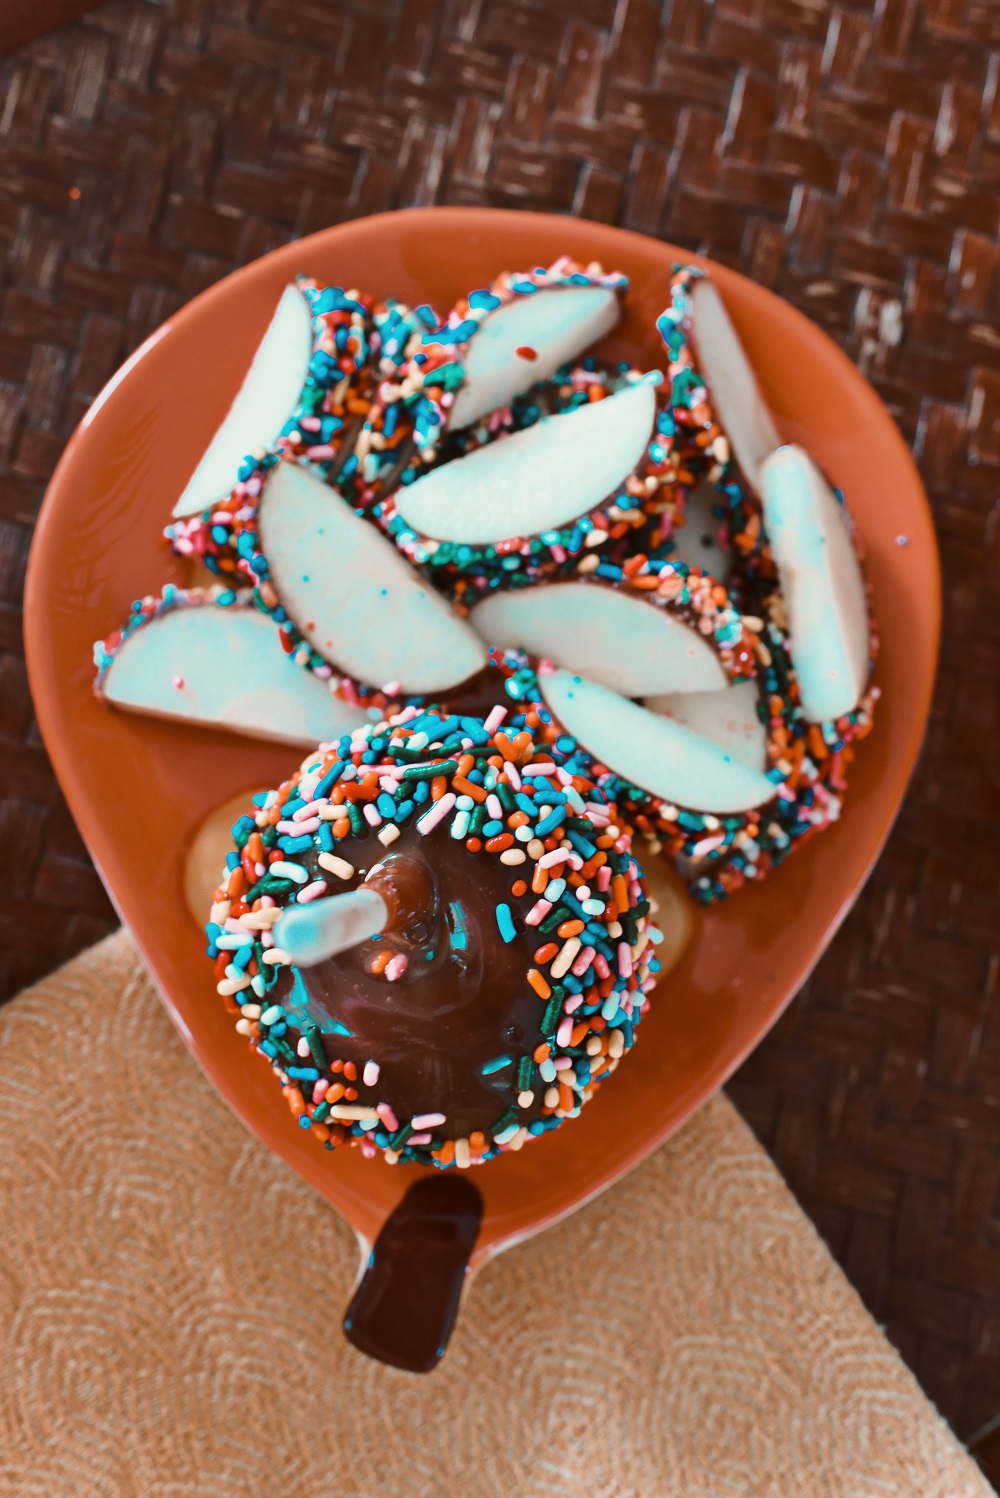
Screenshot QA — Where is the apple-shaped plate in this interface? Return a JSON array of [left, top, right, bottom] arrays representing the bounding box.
[[25, 208, 939, 1360]]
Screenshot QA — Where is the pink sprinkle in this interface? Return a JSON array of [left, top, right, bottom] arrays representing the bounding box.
[[483, 705, 507, 734], [262, 931, 274, 948], [641, 975, 657, 993], [360, 1140, 376, 1158], [596, 866, 612, 892], [524, 898, 552, 927], [376, 1101, 398, 1132], [313, 664, 333, 679], [299, 415, 321, 432], [306, 444, 336, 459], [571, 946, 596, 977], [385, 954, 408, 982], [576, 885, 591, 902], [563, 995, 583, 1014], [260, 896, 275, 907], [593, 953, 611, 979], [313, 1078, 330, 1102], [618, 942, 633, 978], [277, 818, 320, 835], [522, 762, 557, 777], [297, 1037, 311, 1057], [553, 1055, 573, 1069], [363, 1060, 380, 1088], [556, 1016, 573, 1047], [296, 879, 328, 903], [363, 803, 382, 827], [171, 674, 185, 690], [411, 1112, 446, 1129], [550, 544, 567, 564], [538, 849, 571, 869], [292, 802, 319, 822], [417, 792, 455, 836], [504, 761, 522, 791], [486, 794, 504, 821], [614, 835, 630, 854], [408, 1132, 432, 1145]]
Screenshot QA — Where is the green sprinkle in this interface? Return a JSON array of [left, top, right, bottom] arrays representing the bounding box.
[[401, 759, 459, 781], [491, 1106, 519, 1138], [389, 1121, 414, 1152], [305, 1024, 326, 1070], [347, 801, 365, 836], [313, 1100, 332, 1122], [541, 990, 564, 1034], [517, 1055, 534, 1092]]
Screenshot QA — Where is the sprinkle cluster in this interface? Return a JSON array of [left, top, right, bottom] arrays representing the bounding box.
[[206, 705, 660, 1169]]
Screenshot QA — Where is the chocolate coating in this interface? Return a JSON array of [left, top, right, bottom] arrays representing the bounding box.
[[271, 825, 547, 1140]]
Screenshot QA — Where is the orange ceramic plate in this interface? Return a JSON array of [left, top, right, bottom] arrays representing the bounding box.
[[25, 208, 938, 1270]]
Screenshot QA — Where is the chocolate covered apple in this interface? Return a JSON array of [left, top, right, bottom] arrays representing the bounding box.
[[207, 706, 660, 1167]]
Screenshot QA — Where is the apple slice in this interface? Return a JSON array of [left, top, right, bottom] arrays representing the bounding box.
[[645, 679, 767, 773], [446, 286, 619, 431], [684, 276, 782, 492], [258, 462, 488, 693], [277, 886, 389, 967], [760, 445, 870, 722], [668, 475, 733, 582], [469, 581, 728, 695], [172, 284, 313, 519], [396, 380, 657, 546], [540, 669, 777, 814], [99, 597, 369, 747]]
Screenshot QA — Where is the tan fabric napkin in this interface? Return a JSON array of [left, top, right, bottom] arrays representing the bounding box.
[[0, 929, 989, 1497]]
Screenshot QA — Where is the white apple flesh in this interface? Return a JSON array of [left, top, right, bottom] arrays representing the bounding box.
[[258, 462, 489, 693], [540, 668, 777, 815], [687, 276, 782, 493], [645, 678, 768, 773], [760, 445, 870, 722], [469, 581, 728, 695], [446, 286, 620, 431], [172, 284, 314, 518], [396, 380, 657, 546], [100, 600, 370, 747], [668, 475, 733, 582]]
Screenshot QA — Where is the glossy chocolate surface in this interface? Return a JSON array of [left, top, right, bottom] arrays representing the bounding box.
[[272, 827, 546, 1140], [344, 1175, 483, 1373]]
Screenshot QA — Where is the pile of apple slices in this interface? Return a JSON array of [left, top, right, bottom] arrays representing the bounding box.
[[95, 257, 877, 900]]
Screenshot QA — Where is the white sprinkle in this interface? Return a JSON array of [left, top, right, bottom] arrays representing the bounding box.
[[269, 861, 308, 883], [317, 851, 355, 880], [262, 949, 292, 966], [363, 1060, 380, 1087], [378, 824, 400, 846], [500, 848, 526, 865]]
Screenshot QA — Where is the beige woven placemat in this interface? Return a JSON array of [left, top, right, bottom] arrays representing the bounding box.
[[0, 929, 989, 1498]]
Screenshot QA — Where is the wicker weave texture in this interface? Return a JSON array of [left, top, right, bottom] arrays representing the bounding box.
[[0, 0, 998, 1469]]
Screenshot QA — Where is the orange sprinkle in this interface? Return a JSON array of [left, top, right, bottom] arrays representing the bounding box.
[[534, 942, 559, 964], [457, 754, 475, 777], [430, 775, 448, 800], [465, 837, 483, 853], [558, 1083, 575, 1112], [343, 1060, 358, 1081], [533, 1043, 551, 1063], [531, 863, 549, 894], [469, 1131, 487, 1152], [511, 880, 527, 897], [453, 775, 487, 802], [570, 1022, 590, 1047], [436, 1141, 456, 1165], [557, 919, 585, 938], [331, 1059, 344, 1073], [612, 874, 629, 914], [485, 832, 514, 853], [527, 968, 552, 1000], [344, 1086, 358, 1101], [495, 733, 518, 761], [310, 1121, 331, 1143], [369, 950, 391, 975], [283, 1086, 306, 1116], [508, 810, 530, 828], [326, 1082, 346, 1103]]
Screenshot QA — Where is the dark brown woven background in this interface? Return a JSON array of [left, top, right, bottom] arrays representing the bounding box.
[[1, 0, 998, 1476]]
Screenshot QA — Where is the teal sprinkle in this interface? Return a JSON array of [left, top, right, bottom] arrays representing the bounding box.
[[495, 903, 516, 944], [482, 1055, 513, 1075]]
